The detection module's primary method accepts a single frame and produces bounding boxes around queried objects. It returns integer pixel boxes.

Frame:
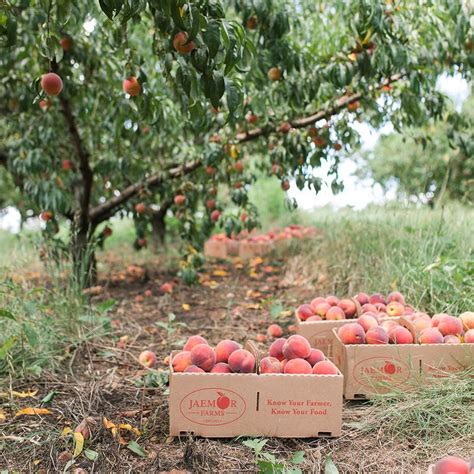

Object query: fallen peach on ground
[433,456,468,474]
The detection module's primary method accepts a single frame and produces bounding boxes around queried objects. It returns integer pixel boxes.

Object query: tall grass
[0,278,112,382]
[297,204,473,314]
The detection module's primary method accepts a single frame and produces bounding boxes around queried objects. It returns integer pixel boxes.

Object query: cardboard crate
[204,239,228,259]
[332,317,474,400]
[295,316,401,358]
[169,344,343,438]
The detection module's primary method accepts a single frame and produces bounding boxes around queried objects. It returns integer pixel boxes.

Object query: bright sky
[0,75,469,232]
[289,74,470,210]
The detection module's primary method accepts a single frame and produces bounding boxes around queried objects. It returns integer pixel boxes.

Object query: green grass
[294,203,474,315]
[360,369,474,455]
[0,279,113,381]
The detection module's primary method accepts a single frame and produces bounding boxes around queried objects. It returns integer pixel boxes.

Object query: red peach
[366,327,389,344]
[433,456,468,474]
[337,323,366,344]
[314,302,331,318]
[380,320,399,332]
[306,348,325,366]
[432,313,450,327]
[369,293,386,305]
[183,335,208,351]
[281,359,288,370]
[306,315,323,321]
[310,297,326,311]
[460,311,474,331]
[326,295,339,306]
[375,303,387,313]
[413,317,432,333]
[357,314,379,332]
[138,350,157,368]
[256,333,267,343]
[419,328,444,344]
[282,335,311,360]
[444,335,461,344]
[338,299,357,317]
[122,76,141,96]
[174,194,186,206]
[361,303,378,313]
[464,329,474,343]
[386,301,405,317]
[354,293,370,306]
[296,304,314,321]
[135,202,146,214]
[215,339,241,363]
[389,326,413,344]
[228,349,255,373]
[41,72,63,96]
[412,312,431,321]
[403,305,415,315]
[184,365,205,373]
[267,324,283,338]
[173,31,196,54]
[260,356,282,374]
[211,209,221,223]
[267,66,282,81]
[387,291,405,304]
[210,363,232,373]
[284,358,312,374]
[438,315,463,336]
[190,344,216,372]
[313,360,338,375]
[172,351,192,372]
[326,306,346,321]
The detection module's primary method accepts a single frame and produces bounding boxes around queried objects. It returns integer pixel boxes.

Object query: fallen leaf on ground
[0,409,6,421]
[213,269,229,277]
[82,285,103,296]
[0,390,38,399]
[73,432,84,457]
[182,303,190,311]
[250,257,264,267]
[15,408,51,417]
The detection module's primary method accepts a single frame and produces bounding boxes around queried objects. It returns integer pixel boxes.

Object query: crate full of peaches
[332,310,474,399]
[167,334,343,438]
[295,291,413,356]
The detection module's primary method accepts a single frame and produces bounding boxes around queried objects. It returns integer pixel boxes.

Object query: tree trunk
[71,215,97,288]
[151,209,167,250]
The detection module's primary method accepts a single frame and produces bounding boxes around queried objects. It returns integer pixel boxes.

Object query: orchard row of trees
[1,0,472,285]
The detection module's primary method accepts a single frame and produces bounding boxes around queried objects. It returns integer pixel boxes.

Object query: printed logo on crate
[179,388,246,426]
[310,330,332,347]
[353,357,411,389]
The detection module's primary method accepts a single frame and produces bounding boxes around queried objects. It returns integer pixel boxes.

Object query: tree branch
[236,74,403,143]
[89,74,403,225]
[90,160,201,224]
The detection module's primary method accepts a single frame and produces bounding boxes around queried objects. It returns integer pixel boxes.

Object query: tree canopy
[1,0,472,284]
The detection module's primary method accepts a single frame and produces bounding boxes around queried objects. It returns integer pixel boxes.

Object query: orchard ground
[0,204,473,472]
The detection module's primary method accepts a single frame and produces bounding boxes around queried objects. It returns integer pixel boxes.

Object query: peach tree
[0,0,472,286]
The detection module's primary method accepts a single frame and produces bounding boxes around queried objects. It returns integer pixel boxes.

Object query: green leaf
[291,451,305,464]
[41,391,56,404]
[324,456,339,474]
[84,448,99,461]
[204,20,220,58]
[225,80,241,117]
[95,299,116,313]
[0,336,17,359]
[0,309,16,320]
[127,440,146,457]
[23,323,38,347]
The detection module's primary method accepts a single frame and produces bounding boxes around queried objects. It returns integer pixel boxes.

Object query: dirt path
[1,254,439,473]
